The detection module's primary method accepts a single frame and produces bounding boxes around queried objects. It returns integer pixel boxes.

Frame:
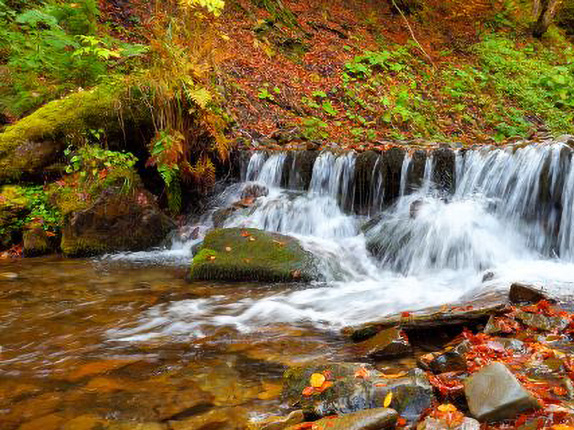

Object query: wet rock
[464,362,541,421]
[515,310,569,332]
[375,368,434,422]
[257,410,304,430]
[348,302,507,342]
[491,337,526,354]
[61,186,174,257]
[406,150,427,193]
[509,283,555,304]
[410,199,424,218]
[382,147,405,205]
[0,185,29,249]
[432,148,456,193]
[241,184,269,200]
[212,207,237,228]
[289,407,398,430]
[354,326,411,359]
[23,226,57,257]
[427,348,468,374]
[484,315,520,335]
[285,151,318,190]
[283,362,380,417]
[417,416,480,430]
[190,228,320,282]
[353,151,383,215]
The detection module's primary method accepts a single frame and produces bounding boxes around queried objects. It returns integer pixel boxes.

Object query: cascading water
[109,143,574,343]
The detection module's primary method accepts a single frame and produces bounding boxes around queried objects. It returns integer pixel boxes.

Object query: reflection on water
[0,257,359,430]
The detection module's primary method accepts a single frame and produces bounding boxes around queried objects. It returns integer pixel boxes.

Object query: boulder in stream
[190,228,319,282]
[354,326,411,359]
[61,185,174,257]
[464,362,541,421]
[509,283,555,304]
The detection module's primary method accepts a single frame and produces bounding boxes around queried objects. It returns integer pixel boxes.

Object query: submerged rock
[257,410,304,430]
[288,408,398,430]
[190,228,319,282]
[61,186,174,257]
[283,363,432,422]
[464,362,541,421]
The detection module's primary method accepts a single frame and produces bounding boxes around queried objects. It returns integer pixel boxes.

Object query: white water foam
[108,144,574,342]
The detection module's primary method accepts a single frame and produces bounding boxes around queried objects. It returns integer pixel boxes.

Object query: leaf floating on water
[384,391,393,407]
[438,404,458,412]
[240,230,251,237]
[248,236,256,242]
[225,246,232,252]
[273,240,286,247]
[380,371,407,379]
[310,373,326,388]
[242,258,252,263]
[354,366,369,379]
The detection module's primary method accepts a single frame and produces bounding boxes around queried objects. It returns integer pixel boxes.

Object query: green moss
[189,228,319,282]
[0,83,150,182]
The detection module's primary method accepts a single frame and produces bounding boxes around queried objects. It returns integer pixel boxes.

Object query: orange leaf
[438,404,458,412]
[354,367,369,379]
[302,386,315,396]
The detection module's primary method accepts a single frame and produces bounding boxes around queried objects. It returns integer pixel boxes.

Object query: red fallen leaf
[240,230,251,237]
[316,380,333,393]
[397,417,407,427]
[293,423,315,430]
[553,386,568,396]
[401,311,411,318]
[302,386,315,396]
[45,231,57,237]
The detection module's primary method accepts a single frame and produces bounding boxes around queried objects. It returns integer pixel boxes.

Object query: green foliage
[0,0,147,117]
[258,87,276,101]
[0,185,61,243]
[301,117,328,140]
[148,130,186,213]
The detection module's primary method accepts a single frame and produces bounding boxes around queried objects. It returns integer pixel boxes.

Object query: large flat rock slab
[464,362,541,422]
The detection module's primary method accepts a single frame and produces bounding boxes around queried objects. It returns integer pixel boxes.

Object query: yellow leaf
[310,373,326,388]
[438,404,457,412]
[552,425,574,430]
[384,391,393,408]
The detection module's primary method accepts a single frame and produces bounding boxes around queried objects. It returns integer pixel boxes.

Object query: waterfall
[110,142,574,339]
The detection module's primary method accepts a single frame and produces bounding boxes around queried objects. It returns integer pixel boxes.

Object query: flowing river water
[3,142,574,428]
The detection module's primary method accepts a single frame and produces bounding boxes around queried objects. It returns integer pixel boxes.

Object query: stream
[3,142,574,429]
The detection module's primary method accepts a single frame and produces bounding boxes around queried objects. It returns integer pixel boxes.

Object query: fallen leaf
[310,373,326,388]
[302,386,315,396]
[317,380,333,393]
[384,391,393,407]
[207,255,216,261]
[248,236,256,242]
[354,367,369,379]
[225,246,232,252]
[438,404,458,412]
[397,417,407,427]
[273,240,286,247]
[380,371,407,379]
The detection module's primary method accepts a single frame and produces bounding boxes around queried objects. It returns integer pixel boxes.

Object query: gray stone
[464,362,541,421]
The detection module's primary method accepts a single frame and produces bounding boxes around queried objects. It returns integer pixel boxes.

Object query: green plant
[301,117,328,140]
[258,87,276,101]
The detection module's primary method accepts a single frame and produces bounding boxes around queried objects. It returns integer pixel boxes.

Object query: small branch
[391,0,435,68]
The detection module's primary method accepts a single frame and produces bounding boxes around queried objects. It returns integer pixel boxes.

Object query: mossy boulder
[189,228,319,282]
[0,84,150,183]
[0,185,29,249]
[60,185,174,257]
[23,226,58,257]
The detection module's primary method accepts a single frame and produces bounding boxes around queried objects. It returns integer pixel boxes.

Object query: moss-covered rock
[23,226,57,257]
[0,84,150,183]
[60,185,174,257]
[0,185,29,249]
[189,228,319,282]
